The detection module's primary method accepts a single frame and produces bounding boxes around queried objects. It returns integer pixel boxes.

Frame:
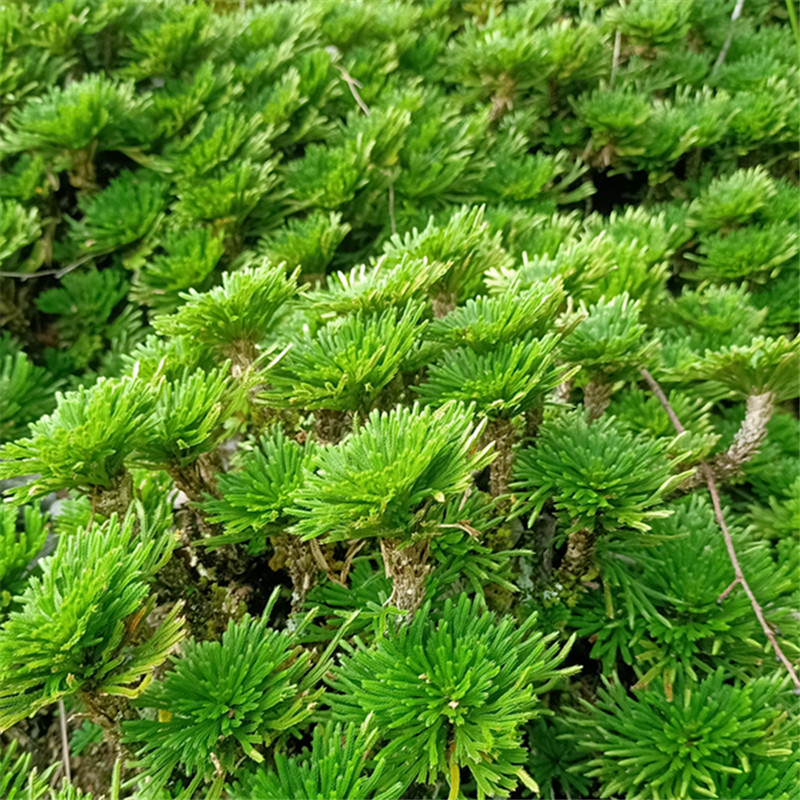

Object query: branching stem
[639,367,800,692]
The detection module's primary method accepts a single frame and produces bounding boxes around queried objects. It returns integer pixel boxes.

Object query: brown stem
[559,527,598,586]
[685,147,703,182]
[167,452,222,504]
[168,453,224,538]
[484,417,516,498]
[584,378,613,423]
[639,367,800,692]
[275,534,319,612]
[381,537,430,617]
[523,405,543,440]
[313,408,350,445]
[431,291,457,319]
[546,77,560,113]
[87,469,134,519]
[713,391,775,476]
[69,143,97,194]
[79,691,134,747]
[224,339,259,377]
[489,72,516,122]
[717,578,740,604]
[531,512,557,586]
[554,378,573,404]
[682,392,775,490]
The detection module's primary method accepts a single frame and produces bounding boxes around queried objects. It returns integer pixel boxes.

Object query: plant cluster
[1,1,798,798]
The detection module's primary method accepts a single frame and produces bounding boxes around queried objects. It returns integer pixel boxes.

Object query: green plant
[130,226,225,316]
[0,376,155,516]
[0,738,56,800]
[66,169,167,255]
[231,721,406,800]
[293,402,493,613]
[512,411,691,586]
[153,261,299,372]
[0,501,48,621]
[0,334,59,443]
[0,511,183,733]
[134,365,233,503]
[426,279,565,351]
[124,594,349,794]
[566,670,798,800]
[330,593,577,799]
[201,428,320,608]
[380,205,510,315]
[261,304,425,437]
[570,494,799,692]
[561,294,658,421]
[0,73,148,189]
[1,1,798,796]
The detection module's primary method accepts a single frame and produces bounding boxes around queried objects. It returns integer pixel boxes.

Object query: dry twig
[610,30,622,88]
[0,254,94,280]
[327,46,397,235]
[639,367,800,693]
[58,698,72,786]
[714,0,745,71]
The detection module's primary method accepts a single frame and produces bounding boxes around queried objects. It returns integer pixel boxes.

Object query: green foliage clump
[67,170,167,255]
[571,495,799,689]
[261,304,424,415]
[0,738,56,800]
[124,596,340,792]
[231,721,406,800]
[0,512,182,729]
[417,333,570,419]
[426,278,565,351]
[293,402,491,543]
[566,670,798,800]
[153,261,299,368]
[0,334,59,443]
[513,411,690,535]
[0,377,154,503]
[0,502,48,620]
[1,1,798,797]
[330,594,576,799]
[202,428,315,551]
[130,226,225,316]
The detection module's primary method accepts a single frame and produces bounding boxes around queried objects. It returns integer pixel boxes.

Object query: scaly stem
[80,691,134,747]
[559,527,598,586]
[313,408,350,444]
[584,377,613,423]
[485,417,516,498]
[682,391,775,490]
[523,405,543,440]
[88,469,134,519]
[168,451,225,538]
[381,537,430,617]
[224,339,259,377]
[431,290,458,319]
[275,534,319,612]
[167,451,223,504]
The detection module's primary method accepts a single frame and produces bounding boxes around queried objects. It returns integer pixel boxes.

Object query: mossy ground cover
[0,1,798,798]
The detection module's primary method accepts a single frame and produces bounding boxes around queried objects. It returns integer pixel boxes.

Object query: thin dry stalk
[639,367,800,692]
[610,30,622,88]
[714,0,746,70]
[58,699,71,786]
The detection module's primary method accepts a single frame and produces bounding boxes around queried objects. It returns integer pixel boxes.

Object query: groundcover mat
[0,0,799,798]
